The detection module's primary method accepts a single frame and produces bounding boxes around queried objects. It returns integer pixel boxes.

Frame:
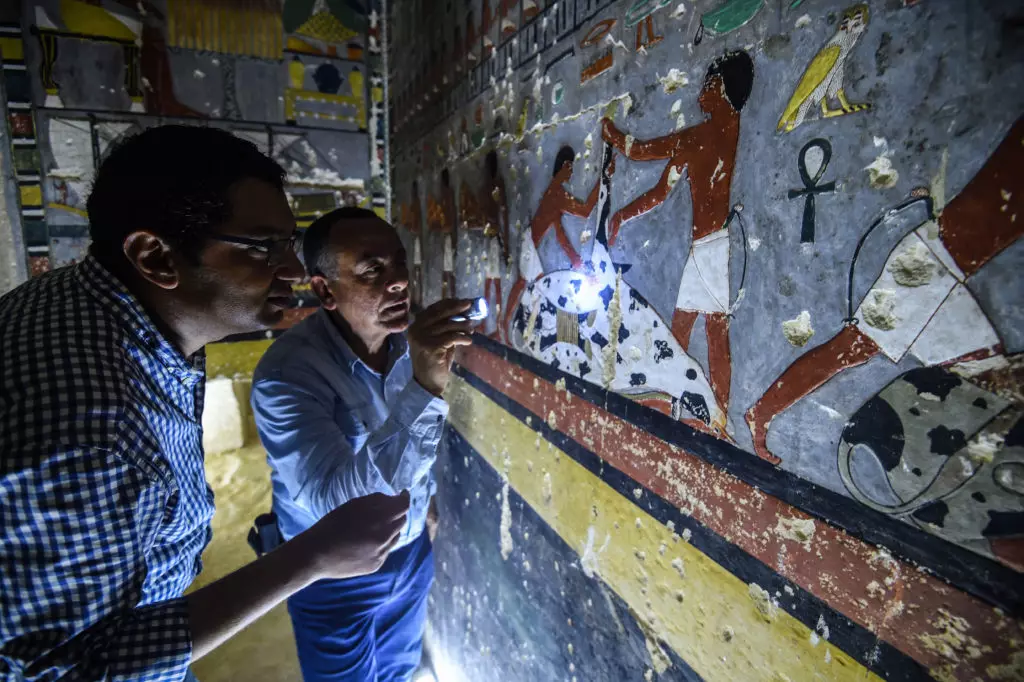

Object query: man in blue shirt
[0,127,409,682]
[251,207,474,681]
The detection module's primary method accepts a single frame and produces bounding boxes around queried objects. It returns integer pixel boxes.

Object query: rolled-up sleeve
[0,447,192,682]
[251,367,448,522]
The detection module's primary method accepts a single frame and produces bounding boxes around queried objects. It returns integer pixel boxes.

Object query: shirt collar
[317,308,409,376]
[75,255,205,382]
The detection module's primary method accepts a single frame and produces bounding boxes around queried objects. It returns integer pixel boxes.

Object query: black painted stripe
[451,367,934,681]
[459,334,1023,617]
[444,427,707,682]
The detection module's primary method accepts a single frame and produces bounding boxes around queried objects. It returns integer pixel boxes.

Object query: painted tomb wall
[389,1,1024,680]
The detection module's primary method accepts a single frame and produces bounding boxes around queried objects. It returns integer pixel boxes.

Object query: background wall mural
[0,0,390,336]
[391,0,1023,680]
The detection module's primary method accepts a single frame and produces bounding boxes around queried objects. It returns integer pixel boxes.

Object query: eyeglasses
[207,232,298,267]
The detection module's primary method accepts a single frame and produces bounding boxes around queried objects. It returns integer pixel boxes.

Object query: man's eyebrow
[357,248,406,264]
[235,224,294,238]
[356,252,386,264]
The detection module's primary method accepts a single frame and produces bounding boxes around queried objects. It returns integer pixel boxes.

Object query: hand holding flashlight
[408,298,479,396]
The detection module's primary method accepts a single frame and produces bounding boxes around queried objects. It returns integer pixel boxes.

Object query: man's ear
[310,275,337,310]
[123,231,180,290]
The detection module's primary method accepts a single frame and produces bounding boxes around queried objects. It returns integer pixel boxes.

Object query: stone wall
[390,1,1024,680]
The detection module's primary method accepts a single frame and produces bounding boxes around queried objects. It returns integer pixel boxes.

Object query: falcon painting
[778,3,872,133]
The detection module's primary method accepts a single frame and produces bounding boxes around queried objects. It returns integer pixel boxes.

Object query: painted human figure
[428,169,457,298]
[502,145,610,340]
[745,117,1024,464]
[601,50,754,416]
[509,146,726,433]
[401,180,424,309]
[481,151,508,339]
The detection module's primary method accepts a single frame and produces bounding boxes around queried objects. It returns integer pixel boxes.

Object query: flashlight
[451,297,489,322]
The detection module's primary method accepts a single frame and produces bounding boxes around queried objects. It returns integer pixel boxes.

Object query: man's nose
[387,266,410,292]
[276,248,306,282]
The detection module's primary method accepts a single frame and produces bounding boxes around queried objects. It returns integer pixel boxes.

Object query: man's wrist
[279,533,325,589]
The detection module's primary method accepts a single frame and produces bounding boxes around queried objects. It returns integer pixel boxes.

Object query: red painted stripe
[458,344,1019,679]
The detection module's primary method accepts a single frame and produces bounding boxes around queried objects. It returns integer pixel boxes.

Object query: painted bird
[777,3,872,133]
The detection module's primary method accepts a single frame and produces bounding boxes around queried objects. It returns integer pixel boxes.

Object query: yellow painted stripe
[0,37,24,61]
[20,184,42,207]
[47,202,87,218]
[447,376,882,682]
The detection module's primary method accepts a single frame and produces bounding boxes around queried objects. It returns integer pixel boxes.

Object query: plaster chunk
[500,482,514,560]
[861,290,899,330]
[782,311,815,347]
[775,515,816,549]
[667,166,683,188]
[865,155,900,189]
[748,583,777,620]
[888,242,936,287]
[660,68,689,93]
[966,431,1004,465]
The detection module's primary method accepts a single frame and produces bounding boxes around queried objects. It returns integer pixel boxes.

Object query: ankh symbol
[788,138,836,243]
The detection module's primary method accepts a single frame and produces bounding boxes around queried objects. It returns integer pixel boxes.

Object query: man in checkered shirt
[0,126,410,681]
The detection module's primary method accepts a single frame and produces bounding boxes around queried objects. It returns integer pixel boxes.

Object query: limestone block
[202,377,244,455]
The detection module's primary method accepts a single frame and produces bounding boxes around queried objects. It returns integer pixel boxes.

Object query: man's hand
[295,491,411,580]
[426,497,439,543]
[187,491,410,661]
[408,299,475,396]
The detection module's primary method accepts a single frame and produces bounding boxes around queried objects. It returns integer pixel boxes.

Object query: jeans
[287,532,434,682]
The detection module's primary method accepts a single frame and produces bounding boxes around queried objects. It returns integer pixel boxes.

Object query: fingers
[415,298,474,326]
[430,332,474,350]
[420,318,474,339]
[385,524,403,550]
[380,490,410,516]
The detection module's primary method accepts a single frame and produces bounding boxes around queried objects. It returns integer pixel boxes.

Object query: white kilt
[674,228,729,314]
[519,230,543,282]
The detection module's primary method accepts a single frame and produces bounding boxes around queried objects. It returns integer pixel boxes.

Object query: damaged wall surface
[390,0,1024,680]
[0,0,390,335]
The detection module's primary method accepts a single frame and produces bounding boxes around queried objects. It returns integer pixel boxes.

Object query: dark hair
[441,168,450,187]
[302,206,380,277]
[87,125,285,264]
[485,150,499,178]
[705,50,754,112]
[553,145,575,177]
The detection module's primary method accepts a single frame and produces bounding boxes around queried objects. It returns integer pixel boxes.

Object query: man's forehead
[331,217,402,256]
[225,178,295,235]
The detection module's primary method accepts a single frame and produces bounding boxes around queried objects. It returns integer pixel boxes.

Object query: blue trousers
[287,532,434,682]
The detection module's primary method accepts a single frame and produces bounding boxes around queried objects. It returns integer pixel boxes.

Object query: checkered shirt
[0,256,215,681]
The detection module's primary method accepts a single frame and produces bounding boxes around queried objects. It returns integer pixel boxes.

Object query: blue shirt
[251,308,446,550]
[0,256,214,681]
